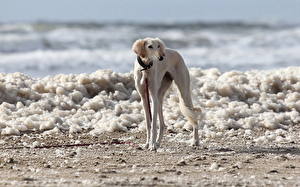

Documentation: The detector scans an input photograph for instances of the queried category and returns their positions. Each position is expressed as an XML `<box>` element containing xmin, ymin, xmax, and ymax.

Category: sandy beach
<box><xmin>0</xmin><ymin>130</ymin><xmax>299</xmax><ymax>186</ymax></box>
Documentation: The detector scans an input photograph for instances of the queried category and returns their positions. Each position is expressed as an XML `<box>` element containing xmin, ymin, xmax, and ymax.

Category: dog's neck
<box><xmin>137</xmin><ymin>56</ymin><xmax>153</xmax><ymax>71</ymax></box>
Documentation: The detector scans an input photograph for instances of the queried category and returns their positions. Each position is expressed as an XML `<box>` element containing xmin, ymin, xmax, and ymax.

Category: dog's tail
<box><xmin>179</xmin><ymin>98</ymin><xmax>202</xmax><ymax>125</ymax></box>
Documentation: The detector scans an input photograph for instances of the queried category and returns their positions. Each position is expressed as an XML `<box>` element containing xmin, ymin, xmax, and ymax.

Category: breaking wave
<box><xmin>0</xmin><ymin>21</ymin><xmax>300</xmax><ymax>76</ymax></box>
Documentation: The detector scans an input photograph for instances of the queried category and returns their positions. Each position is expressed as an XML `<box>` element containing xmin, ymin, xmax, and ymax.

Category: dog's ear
<box><xmin>132</xmin><ymin>39</ymin><xmax>146</xmax><ymax>58</ymax></box>
<box><xmin>156</xmin><ymin>38</ymin><xmax>166</xmax><ymax>57</ymax></box>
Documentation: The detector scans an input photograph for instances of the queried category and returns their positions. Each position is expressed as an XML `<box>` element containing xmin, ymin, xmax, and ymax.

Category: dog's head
<box><xmin>132</xmin><ymin>37</ymin><xmax>166</xmax><ymax>61</ymax></box>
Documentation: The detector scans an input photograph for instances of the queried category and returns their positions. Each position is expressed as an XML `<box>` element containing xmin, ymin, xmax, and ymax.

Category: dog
<box><xmin>132</xmin><ymin>37</ymin><xmax>202</xmax><ymax>151</ymax></box>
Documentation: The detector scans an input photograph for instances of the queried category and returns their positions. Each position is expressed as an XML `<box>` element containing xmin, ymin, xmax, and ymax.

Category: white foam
<box><xmin>0</xmin><ymin>67</ymin><xmax>299</xmax><ymax>144</ymax></box>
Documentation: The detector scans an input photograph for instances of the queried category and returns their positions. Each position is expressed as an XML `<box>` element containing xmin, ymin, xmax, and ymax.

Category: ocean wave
<box><xmin>0</xmin><ymin>23</ymin><xmax>34</xmax><ymax>34</ymax></box>
<box><xmin>0</xmin><ymin>43</ymin><xmax>299</xmax><ymax>77</ymax></box>
<box><xmin>0</xmin><ymin>21</ymin><xmax>300</xmax><ymax>76</ymax></box>
<box><xmin>0</xmin><ymin>49</ymin><xmax>134</xmax><ymax>76</ymax></box>
<box><xmin>0</xmin><ymin>22</ymin><xmax>299</xmax><ymax>51</ymax></box>
<box><xmin>0</xmin><ymin>21</ymin><xmax>289</xmax><ymax>32</ymax></box>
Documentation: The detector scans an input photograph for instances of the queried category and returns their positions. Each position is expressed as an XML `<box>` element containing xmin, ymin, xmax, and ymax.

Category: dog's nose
<box><xmin>159</xmin><ymin>56</ymin><xmax>164</xmax><ymax>61</ymax></box>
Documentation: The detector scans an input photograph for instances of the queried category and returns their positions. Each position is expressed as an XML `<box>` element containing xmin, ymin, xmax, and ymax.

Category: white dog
<box><xmin>132</xmin><ymin>37</ymin><xmax>201</xmax><ymax>151</ymax></box>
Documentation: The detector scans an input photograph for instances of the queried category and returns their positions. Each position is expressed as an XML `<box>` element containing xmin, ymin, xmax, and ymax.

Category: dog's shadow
<box><xmin>236</xmin><ymin>145</ymin><xmax>300</xmax><ymax>155</ymax></box>
<box><xmin>210</xmin><ymin>145</ymin><xmax>300</xmax><ymax>156</ymax></box>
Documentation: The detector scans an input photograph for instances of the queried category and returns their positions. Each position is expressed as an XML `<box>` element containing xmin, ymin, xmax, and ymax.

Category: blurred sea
<box><xmin>0</xmin><ymin>21</ymin><xmax>300</xmax><ymax>77</ymax></box>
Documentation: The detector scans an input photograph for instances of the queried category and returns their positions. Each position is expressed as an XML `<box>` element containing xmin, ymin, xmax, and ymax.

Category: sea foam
<box><xmin>0</xmin><ymin>67</ymin><xmax>299</xmax><ymax>144</ymax></box>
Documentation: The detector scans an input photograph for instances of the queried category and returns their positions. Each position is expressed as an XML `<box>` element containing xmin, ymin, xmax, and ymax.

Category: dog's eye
<box><xmin>148</xmin><ymin>45</ymin><xmax>153</xmax><ymax>49</ymax></box>
<box><xmin>158</xmin><ymin>45</ymin><xmax>160</xmax><ymax>48</ymax></box>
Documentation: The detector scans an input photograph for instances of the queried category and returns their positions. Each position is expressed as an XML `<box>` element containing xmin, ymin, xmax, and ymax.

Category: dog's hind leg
<box><xmin>173</xmin><ymin>68</ymin><xmax>201</xmax><ymax>146</ymax></box>
<box><xmin>156</xmin><ymin>74</ymin><xmax>173</xmax><ymax>147</ymax></box>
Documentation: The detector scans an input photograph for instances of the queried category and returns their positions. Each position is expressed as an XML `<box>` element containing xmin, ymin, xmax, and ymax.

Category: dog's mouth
<box><xmin>150</xmin><ymin>54</ymin><xmax>165</xmax><ymax>61</ymax></box>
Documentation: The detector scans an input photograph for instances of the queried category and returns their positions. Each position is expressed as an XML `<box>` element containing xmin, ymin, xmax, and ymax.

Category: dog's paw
<box><xmin>148</xmin><ymin>144</ymin><xmax>158</xmax><ymax>151</ymax></box>
<box><xmin>155</xmin><ymin>142</ymin><xmax>161</xmax><ymax>149</ymax></box>
<box><xmin>191</xmin><ymin>139</ymin><xmax>200</xmax><ymax>147</ymax></box>
<box><xmin>143</xmin><ymin>143</ymin><xmax>149</xmax><ymax>149</ymax></box>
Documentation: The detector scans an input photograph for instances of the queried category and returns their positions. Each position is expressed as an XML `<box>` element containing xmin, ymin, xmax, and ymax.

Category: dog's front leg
<box><xmin>149</xmin><ymin>93</ymin><xmax>159</xmax><ymax>151</ymax></box>
<box><xmin>141</xmin><ymin>93</ymin><xmax>152</xmax><ymax>149</ymax></box>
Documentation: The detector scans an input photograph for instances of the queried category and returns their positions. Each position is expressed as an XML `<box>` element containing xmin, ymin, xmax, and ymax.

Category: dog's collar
<box><xmin>137</xmin><ymin>56</ymin><xmax>153</xmax><ymax>71</ymax></box>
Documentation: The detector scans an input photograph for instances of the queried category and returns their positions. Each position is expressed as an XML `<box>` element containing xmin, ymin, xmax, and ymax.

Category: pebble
<box><xmin>177</xmin><ymin>160</ymin><xmax>187</xmax><ymax>166</ymax></box>
<box><xmin>4</xmin><ymin>157</ymin><xmax>15</xmax><ymax>164</ymax></box>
